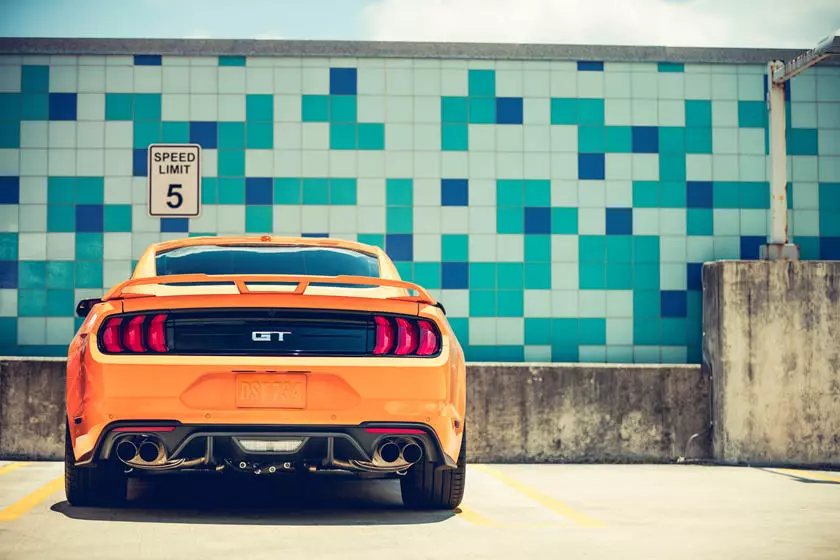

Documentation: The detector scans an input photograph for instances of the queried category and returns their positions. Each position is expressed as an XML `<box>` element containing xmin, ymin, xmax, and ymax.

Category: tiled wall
<box><xmin>0</xmin><ymin>52</ymin><xmax>839</xmax><ymax>361</ymax></box>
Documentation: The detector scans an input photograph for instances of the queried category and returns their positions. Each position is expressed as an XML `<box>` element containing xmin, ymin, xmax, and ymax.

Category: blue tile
<box><xmin>134</xmin><ymin>54</ymin><xmax>162</xmax><ymax>66</ymax></box>
<box><xmin>75</xmin><ymin>205</ymin><xmax>104</xmax><ymax>233</ymax></box>
<box><xmin>0</xmin><ymin>177</ymin><xmax>19</xmax><ymax>204</ymax></box>
<box><xmin>442</xmin><ymin>262</ymin><xmax>469</xmax><ymax>289</ymax></box>
<box><xmin>245</xmin><ymin>177</ymin><xmax>273</xmax><ymax>205</ymax></box>
<box><xmin>161</xmin><ymin>218</ymin><xmax>189</xmax><ymax>232</ymax></box>
<box><xmin>605</xmin><ymin>208</ymin><xmax>632</xmax><ymax>235</ymax></box>
<box><xmin>820</xmin><ymin>237</ymin><xmax>840</xmax><ymax>260</ymax></box>
<box><xmin>740</xmin><ymin>236</ymin><xmax>766</xmax><ymax>259</ymax></box>
<box><xmin>132</xmin><ymin>148</ymin><xmax>147</xmax><ymax>177</ymax></box>
<box><xmin>441</xmin><ymin>178</ymin><xmax>469</xmax><ymax>206</ymax></box>
<box><xmin>661</xmin><ymin>290</ymin><xmax>687</xmax><ymax>317</ymax></box>
<box><xmin>578</xmin><ymin>153</ymin><xmax>605</xmax><ymax>180</ymax></box>
<box><xmin>687</xmin><ymin>263</ymin><xmax>703</xmax><ymax>290</ymax></box>
<box><xmin>190</xmin><ymin>121</ymin><xmax>218</xmax><ymax>149</ymax></box>
<box><xmin>496</xmin><ymin>97</ymin><xmax>523</xmax><ymax>125</ymax></box>
<box><xmin>330</xmin><ymin>68</ymin><xmax>357</xmax><ymax>95</ymax></box>
<box><xmin>0</xmin><ymin>261</ymin><xmax>17</xmax><ymax>288</ymax></box>
<box><xmin>687</xmin><ymin>181</ymin><xmax>713</xmax><ymax>208</ymax></box>
<box><xmin>632</xmin><ymin>126</ymin><xmax>659</xmax><ymax>153</ymax></box>
<box><xmin>49</xmin><ymin>93</ymin><xmax>77</xmax><ymax>121</ymax></box>
<box><xmin>577</xmin><ymin>61</ymin><xmax>604</xmax><ymax>71</ymax></box>
<box><xmin>524</xmin><ymin>207</ymin><xmax>550</xmax><ymax>234</ymax></box>
<box><xmin>385</xmin><ymin>234</ymin><xmax>413</xmax><ymax>262</ymax></box>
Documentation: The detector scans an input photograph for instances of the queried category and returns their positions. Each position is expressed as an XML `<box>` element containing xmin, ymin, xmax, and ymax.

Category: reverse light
<box><xmin>235</xmin><ymin>438</ymin><xmax>303</xmax><ymax>453</ymax></box>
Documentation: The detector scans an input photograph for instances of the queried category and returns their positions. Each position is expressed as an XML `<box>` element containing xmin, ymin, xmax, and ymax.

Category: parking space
<box><xmin>0</xmin><ymin>461</ymin><xmax>838</xmax><ymax>559</ymax></box>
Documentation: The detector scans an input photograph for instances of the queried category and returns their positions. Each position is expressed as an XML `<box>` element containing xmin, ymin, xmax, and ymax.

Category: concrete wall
<box><xmin>703</xmin><ymin>260</ymin><xmax>840</xmax><ymax>467</ymax></box>
<box><xmin>0</xmin><ymin>359</ymin><xmax>711</xmax><ymax>463</ymax></box>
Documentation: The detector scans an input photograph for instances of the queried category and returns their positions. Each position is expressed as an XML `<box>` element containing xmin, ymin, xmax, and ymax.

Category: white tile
<box><xmin>162</xmin><ymin>93</ymin><xmax>189</xmax><ymax>120</ymax></box>
<box><xmin>190</xmin><ymin>66</ymin><xmax>218</xmax><ymax>93</ymax></box>
<box><xmin>162</xmin><ymin>66</ymin><xmax>190</xmax><ymax>93</ymax></box>
<box><xmin>46</xmin><ymin>233</ymin><xmax>75</xmax><ymax>260</ymax></box>
<box><xmin>19</xmin><ymin>122</ymin><xmax>48</xmax><ymax>149</ymax></box>
<box><xmin>77</xmin><ymin>149</ymin><xmax>104</xmax><ymax>176</ymax></box>
<box><xmin>77</xmin><ymin>93</ymin><xmax>105</xmax><ymax>120</ymax></box>
<box><xmin>190</xmin><ymin>94</ymin><xmax>218</xmax><ymax>120</ymax></box>
<box><xmin>49</xmin><ymin>122</ymin><xmax>77</xmax><ymax>149</ymax></box>
<box><xmin>218</xmin><ymin>94</ymin><xmax>246</xmax><ymax>121</ymax></box>
<box><xmin>0</xmin><ymin>65</ymin><xmax>21</xmax><ymax>92</ymax></box>
<box><xmin>218</xmin><ymin>67</ymin><xmax>246</xmax><ymax>94</ymax></box>
<box><xmin>49</xmin><ymin>66</ymin><xmax>77</xmax><ymax>92</ymax></box>
<box><xmin>18</xmin><ymin>177</ymin><xmax>46</xmax><ymax>204</ymax></box>
<box><xmin>105</xmin><ymin>65</ymin><xmax>133</xmax><ymax>92</ymax></box>
<box><xmin>246</xmin><ymin>67</ymin><xmax>274</xmax><ymax>94</ymax></box>
<box><xmin>134</xmin><ymin>66</ymin><xmax>162</xmax><ymax>93</ymax></box>
<box><xmin>48</xmin><ymin>149</ymin><xmax>76</xmax><ymax>175</ymax></box>
<box><xmin>414</xmin><ymin>151</ymin><xmax>441</xmax><ymax>178</ymax></box>
<box><xmin>77</xmin><ymin>121</ymin><xmax>105</xmax><ymax>149</ymax></box>
<box><xmin>274</xmin><ymin>94</ymin><xmax>301</xmax><ymax>122</ymax></box>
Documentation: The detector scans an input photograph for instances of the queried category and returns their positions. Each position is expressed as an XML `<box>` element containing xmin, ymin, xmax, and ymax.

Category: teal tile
<box><xmin>302</xmin><ymin>95</ymin><xmax>329</xmax><ymax>122</ymax></box>
<box><xmin>0</xmin><ymin>93</ymin><xmax>20</xmax><ymax>121</ymax></box>
<box><xmin>551</xmin><ymin>345</ymin><xmax>579</xmax><ymax>361</ymax></box>
<box><xmin>658</xmin><ymin>62</ymin><xmax>684</xmax><ymax>73</ymax></box>
<box><xmin>633</xmin><ymin>236</ymin><xmax>660</xmax><ymax>262</ymax></box>
<box><xmin>633</xmin><ymin>181</ymin><xmax>659</xmax><ymax>208</ymax></box>
<box><xmin>46</xmin><ymin>289</ymin><xmax>74</xmax><ymax>316</ymax></box>
<box><xmin>605</xmin><ymin>263</ymin><xmax>632</xmax><ymax>289</ymax></box>
<box><xmin>48</xmin><ymin>177</ymin><xmax>75</xmax><ymax>205</ymax></box>
<box><xmin>0</xmin><ymin>122</ymin><xmax>19</xmax><ymax>148</ymax></box>
<box><xmin>105</xmin><ymin>93</ymin><xmax>133</xmax><ymax>120</ymax></box>
<box><xmin>633</xmin><ymin>263</ymin><xmax>660</xmax><ymax>289</ymax></box>
<box><xmin>358</xmin><ymin>123</ymin><xmax>384</xmax><ymax>150</ymax></box>
<box><xmin>740</xmin><ymin>182</ymin><xmax>770</xmax><ymax>209</ymax></box>
<box><xmin>413</xmin><ymin>262</ymin><xmax>441</xmax><ymax>289</ymax></box>
<box><xmin>246</xmin><ymin>122</ymin><xmax>273</xmax><ymax>149</ymax></box>
<box><xmin>659</xmin><ymin>181</ymin><xmax>686</xmax><ymax>208</ymax></box>
<box><xmin>75</xmin><ymin>177</ymin><xmax>104</xmax><ymax>205</ymax></box>
<box><xmin>18</xmin><ymin>261</ymin><xmax>45</xmax><ymax>288</ymax></box>
<box><xmin>578</xmin><ymin>98</ymin><xmax>605</xmax><ymax>126</ymax></box>
<box><xmin>551</xmin><ymin>207</ymin><xmax>578</xmax><ymax>234</ymax></box>
<box><xmin>497</xmin><ymin>207</ymin><xmax>524</xmax><ymax>234</ymax></box>
<box><xmin>330</xmin><ymin>123</ymin><xmax>357</xmax><ymax>150</ymax></box>
<box><xmin>497</xmin><ymin>179</ymin><xmax>523</xmax><ymax>206</ymax></box>
<box><xmin>0</xmin><ymin>233</ymin><xmax>18</xmax><ymax>260</ymax></box>
<box><xmin>330</xmin><ymin>95</ymin><xmax>357</xmax><ymax>123</ymax></box>
<box><xmin>75</xmin><ymin>261</ymin><xmax>103</xmax><ymax>288</ymax></box>
<box><xmin>386</xmin><ymin>207</ymin><xmax>413</xmax><ymax>233</ymax></box>
<box><xmin>217</xmin><ymin>177</ymin><xmax>245</xmax><ymax>204</ymax></box>
<box><xmin>685</xmin><ymin>127</ymin><xmax>713</xmax><ymax>154</ymax></box>
<box><xmin>633</xmin><ymin>290</ymin><xmax>660</xmax><ymax>317</ymax></box>
<box><xmin>551</xmin><ymin>318</ymin><xmax>579</xmax><ymax>346</ymax></box>
<box><xmin>201</xmin><ymin>178</ymin><xmax>218</xmax><ymax>204</ymax></box>
<box><xmin>469</xmin><ymin>69</ymin><xmax>495</xmax><ymax>97</ymax></box>
<box><xmin>661</xmin><ymin>318</ymin><xmax>687</xmax><ymax>346</ymax></box>
<box><xmin>245</xmin><ymin>206</ymin><xmax>272</xmax><ymax>233</ymax></box>
<box><xmin>218</xmin><ymin>150</ymin><xmax>245</xmax><ymax>176</ymax></box>
<box><xmin>18</xmin><ymin>289</ymin><xmax>47</xmax><ymax>316</ymax></box>
<box><xmin>133</xmin><ymin>121</ymin><xmax>161</xmax><ymax>149</ymax></box>
<box><xmin>104</xmin><ymin>204</ymin><xmax>132</xmax><ymax>232</ymax></box>
<box><xmin>21</xmin><ymin>65</ymin><xmax>49</xmax><ymax>92</ymax></box>
<box><xmin>219</xmin><ymin>55</ymin><xmax>246</xmax><ymax>66</ymax></box>
<box><xmin>386</xmin><ymin>179</ymin><xmax>413</xmax><ymax>205</ymax></box>
<box><xmin>659</xmin><ymin>127</ymin><xmax>685</xmax><ymax>154</ymax></box>
<box><xmin>162</xmin><ymin>121</ymin><xmax>190</xmax><ymax>143</ymax></box>
<box><xmin>0</xmin><ymin>318</ymin><xmax>16</xmax><ymax>347</ymax></box>
<box><xmin>524</xmin><ymin>235</ymin><xmax>551</xmax><ymax>261</ymax></box>
<box><xmin>605</xmin><ymin>126</ymin><xmax>632</xmax><ymax>153</ymax></box>
<box><xmin>441</xmin><ymin>97</ymin><xmax>468</xmax><ymax>124</ymax></box>
<box><xmin>634</xmin><ymin>318</ymin><xmax>660</xmax><ymax>345</ymax></box>
<box><xmin>246</xmin><ymin>94</ymin><xmax>273</xmax><ymax>122</ymax></box>
<box><xmin>469</xmin><ymin>97</ymin><xmax>495</xmax><ymax>124</ymax></box>
<box><xmin>46</xmin><ymin>262</ymin><xmax>73</xmax><ymax>288</ymax></box>
<box><xmin>580</xmin><ymin>318</ymin><xmax>606</xmax><ymax>345</ymax></box>
<box><xmin>660</xmin><ymin>154</ymin><xmax>686</xmax><ymax>181</ymax></box>
<box><xmin>550</xmin><ymin>98</ymin><xmax>577</xmax><ymax>125</ymax></box>
<box><xmin>448</xmin><ymin>317</ymin><xmax>469</xmax><ymax>344</ymax></box>
<box><xmin>579</xmin><ymin>235</ymin><xmax>606</xmax><ymax>262</ymax></box>
<box><xmin>579</xmin><ymin>263</ymin><xmax>605</xmax><ymax>289</ymax></box>
<box><xmin>794</xmin><ymin>236</ymin><xmax>819</xmax><ymax>259</ymax></box>
<box><xmin>470</xmin><ymin>263</ymin><xmax>496</xmax><ymax>289</ymax></box>
<box><xmin>442</xmin><ymin>234</ymin><xmax>469</xmax><ymax>262</ymax></box>
<box><xmin>357</xmin><ymin>233</ymin><xmax>385</xmax><ymax>250</ymax></box>
<box><xmin>685</xmin><ymin>100</ymin><xmax>712</xmax><ymax>127</ymax></box>
<box><xmin>75</xmin><ymin>233</ymin><xmax>103</xmax><ymax>260</ymax></box>
<box><xmin>134</xmin><ymin>94</ymin><xmax>162</xmax><ymax>121</ymax></box>
<box><xmin>524</xmin><ymin>180</ymin><xmax>551</xmax><ymax>207</ymax></box>
<box><xmin>497</xmin><ymin>291</ymin><xmax>524</xmax><ymax>317</ymax></box>
<box><xmin>218</xmin><ymin>122</ymin><xmax>245</xmax><ymax>149</ymax></box>
<box><xmin>788</xmin><ymin>128</ymin><xmax>818</xmax><ymax>156</ymax></box>
<box><xmin>687</xmin><ymin>208</ymin><xmax>713</xmax><ymax>235</ymax></box>
<box><xmin>441</xmin><ymin>123</ymin><xmax>468</xmax><ymax>151</ymax></box>
<box><xmin>21</xmin><ymin>93</ymin><xmax>48</xmax><ymax>120</ymax></box>
<box><xmin>498</xmin><ymin>263</ymin><xmax>524</xmax><ymax>289</ymax></box>
<box><xmin>470</xmin><ymin>290</ymin><xmax>497</xmax><ymax>317</ymax></box>
<box><xmin>606</xmin><ymin>236</ymin><xmax>632</xmax><ymax>262</ymax></box>
<box><xmin>819</xmin><ymin>182</ymin><xmax>840</xmax><ymax>210</ymax></box>
<box><xmin>329</xmin><ymin>178</ymin><xmax>356</xmax><ymax>205</ymax></box>
<box><xmin>578</xmin><ymin>125</ymin><xmax>605</xmax><ymax>153</ymax></box>
<box><xmin>525</xmin><ymin>318</ymin><xmax>552</xmax><ymax>345</ymax></box>
<box><xmin>302</xmin><ymin>178</ymin><xmax>329</xmax><ymax>205</ymax></box>
<box><xmin>713</xmin><ymin>182</ymin><xmax>740</xmax><ymax>209</ymax></box>
<box><xmin>47</xmin><ymin>206</ymin><xmax>74</xmax><ymax>232</ymax></box>
<box><xmin>524</xmin><ymin>263</ymin><xmax>551</xmax><ymax>289</ymax></box>
<box><xmin>274</xmin><ymin>178</ymin><xmax>301</xmax><ymax>205</ymax></box>
<box><xmin>738</xmin><ymin>101</ymin><xmax>767</xmax><ymax>128</ymax></box>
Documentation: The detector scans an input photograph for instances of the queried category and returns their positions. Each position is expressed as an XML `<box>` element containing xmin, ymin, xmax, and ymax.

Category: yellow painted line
<box><xmin>455</xmin><ymin>505</ymin><xmax>500</xmax><ymax>526</ymax></box>
<box><xmin>0</xmin><ymin>462</ymin><xmax>30</xmax><ymax>477</ymax></box>
<box><xmin>778</xmin><ymin>469</ymin><xmax>840</xmax><ymax>484</ymax></box>
<box><xmin>472</xmin><ymin>465</ymin><xmax>604</xmax><ymax>527</ymax></box>
<box><xmin>0</xmin><ymin>476</ymin><xmax>63</xmax><ymax>522</ymax></box>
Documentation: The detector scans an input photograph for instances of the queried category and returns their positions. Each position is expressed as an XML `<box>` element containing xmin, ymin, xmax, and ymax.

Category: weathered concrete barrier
<box><xmin>0</xmin><ymin>358</ymin><xmax>711</xmax><ymax>463</ymax></box>
<box><xmin>704</xmin><ymin>260</ymin><xmax>840</xmax><ymax>467</ymax></box>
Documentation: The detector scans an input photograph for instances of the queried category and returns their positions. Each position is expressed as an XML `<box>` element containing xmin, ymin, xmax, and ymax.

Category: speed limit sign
<box><xmin>148</xmin><ymin>144</ymin><xmax>202</xmax><ymax>218</ymax></box>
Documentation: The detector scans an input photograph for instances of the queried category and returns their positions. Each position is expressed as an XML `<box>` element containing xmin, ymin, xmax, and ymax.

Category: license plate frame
<box><xmin>235</xmin><ymin>373</ymin><xmax>307</xmax><ymax>409</ymax></box>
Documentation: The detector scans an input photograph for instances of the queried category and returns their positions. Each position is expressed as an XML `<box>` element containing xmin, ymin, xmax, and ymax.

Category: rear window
<box><xmin>155</xmin><ymin>245</ymin><xmax>381</xmax><ymax>278</ymax></box>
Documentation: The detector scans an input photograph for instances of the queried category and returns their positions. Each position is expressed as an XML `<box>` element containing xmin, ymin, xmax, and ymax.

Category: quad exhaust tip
<box><xmin>116</xmin><ymin>440</ymin><xmax>138</xmax><ymax>463</ymax></box>
<box><xmin>138</xmin><ymin>440</ymin><xmax>161</xmax><ymax>462</ymax></box>
<box><xmin>379</xmin><ymin>442</ymin><xmax>400</xmax><ymax>463</ymax></box>
<box><xmin>401</xmin><ymin>442</ymin><xmax>423</xmax><ymax>464</ymax></box>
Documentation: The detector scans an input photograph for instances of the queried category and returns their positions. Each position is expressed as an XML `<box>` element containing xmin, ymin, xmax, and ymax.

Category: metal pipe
<box><xmin>116</xmin><ymin>440</ymin><xmax>138</xmax><ymax>463</ymax></box>
<box><xmin>401</xmin><ymin>442</ymin><xmax>423</xmax><ymax>464</ymax></box>
<box><xmin>378</xmin><ymin>442</ymin><xmax>400</xmax><ymax>463</ymax></box>
<box><xmin>767</xmin><ymin>60</ymin><xmax>788</xmax><ymax>247</ymax></box>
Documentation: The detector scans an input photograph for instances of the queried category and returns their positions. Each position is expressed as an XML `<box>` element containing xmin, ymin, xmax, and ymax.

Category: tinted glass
<box><xmin>155</xmin><ymin>245</ymin><xmax>381</xmax><ymax>278</ymax></box>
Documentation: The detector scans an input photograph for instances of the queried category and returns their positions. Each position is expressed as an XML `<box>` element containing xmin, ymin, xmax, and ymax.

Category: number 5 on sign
<box><xmin>148</xmin><ymin>144</ymin><xmax>201</xmax><ymax>218</ymax></box>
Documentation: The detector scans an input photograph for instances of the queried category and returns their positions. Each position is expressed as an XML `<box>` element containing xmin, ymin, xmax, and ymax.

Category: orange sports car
<box><xmin>65</xmin><ymin>236</ymin><xmax>467</xmax><ymax>509</ymax></box>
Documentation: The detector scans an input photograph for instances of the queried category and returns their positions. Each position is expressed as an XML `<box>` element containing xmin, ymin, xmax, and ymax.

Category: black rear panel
<box><xmin>167</xmin><ymin>309</ymin><xmax>374</xmax><ymax>356</ymax></box>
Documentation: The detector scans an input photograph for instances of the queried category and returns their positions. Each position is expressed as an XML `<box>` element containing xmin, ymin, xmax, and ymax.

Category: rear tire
<box><xmin>400</xmin><ymin>426</ymin><xmax>467</xmax><ymax>510</ymax></box>
<box><xmin>64</xmin><ymin>422</ymin><xmax>127</xmax><ymax>507</ymax></box>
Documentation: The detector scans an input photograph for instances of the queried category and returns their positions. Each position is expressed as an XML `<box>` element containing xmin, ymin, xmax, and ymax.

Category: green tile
<box><xmin>633</xmin><ymin>181</ymin><xmax>659</xmax><ymax>207</ymax></box>
<box><xmin>685</xmin><ymin>127</ymin><xmax>713</xmax><ymax>154</ymax></box>
<box><xmin>579</xmin><ymin>236</ymin><xmax>606</xmax><ymax>263</ymax></box>
<box><xmin>386</xmin><ymin>206</ymin><xmax>413</xmax><ymax>233</ymax></box>
<box><xmin>219</xmin><ymin>55</ymin><xmax>246</xmax><ymax>66</ymax></box>
<box><xmin>217</xmin><ymin>177</ymin><xmax>245</xmax><ymax>204</ymax></box>
<box><xmin>358</xmin><ymin>123</ymin><xmax>385</xmax><ymax>150</ymax></box>
<box><xmin>551</xmin><ymin>98</ymin><xmax>577</xmax><ymax>125</ymax></box>
<box><xmin>0</xmin><ymin>233</ymin><xmax>18</xmax><ymax>260</ymax></box>
<box><xmin>330</xmin><ymin>95</ymin><xmax>357</xmax><ymax>123</ymax></box>
<box><xmin>524</xmin><ymin>235</ymin><xmax>551</xmax><ymax>261</ymax></box>
<box><xmin>659</xmin><ymin>181</ymin><xmax>686</xmax><ymax>208</ymax></box>
<box><xmin>386</xmin><ymin>179</ymin><xmax>413</xmax><ymax>206</ymax></box>
<box><xmin>470</xmin><ymin>290</ymin><xmax>497</xmax><ymax>317</ymax></box>
<box><xmin>48</xmin><ymin>177</ymin><xmax>75</xmax><ymax>205</ymax></box>
<box><xmin>469</xmin><ymin>97</ymin><xmax>495</xmax><ymax>124</ymax></box>
<box><xmin>104</xmin><ymin>204</ymin><xmax>132</xmax><ymax>232</ymax></box>
<box><xmin>246</xmin><ymin>122</ymin><xmax>273</xmax><ymax>149</ymax></box>
<box><xmin>75</xmin><ymin>233</ymin><xmax>103</xmax><ymax>260</ymax></box>
<box><xmin>105</xmin><ymin>93</ymin><xmax>133</xmax><ymax>120</ymax></box>
<box><xmin>633</xmin><ymin>236</ymin><xmax>660</xmax><ymax>262</ymax></box>
<box><xmin>497</xmin><ymin>263</ymin><xmax>524</xmax><ymax>289</ymax></box>
<box><xmin>660</xmin><ymin>154</ymin><xmax>686</xmax><ymax>181</ymax></box>
<box><xmin>738</xmin><ymin>101</ymin><xmax>767</xmax><ymax>128</ymax></box>
<box><xmin>201</xmin><ymin>178</ymin><xmax>218</xmax><ymax>204</ymax></box>
<box><xmin>524</xmin><ymin>180</ymin><xmax>551</xmax><ymax>207</ymax></box>
<box><xmin>47</xmin><ymin>206</ymin><xmax>74</xmax><ymax>232</ymax></box>
<box><xmin>330</xmin><ymin>123</ymin><xmax>357</xmax><ymax>150</ymax></box>
<box><xmin>497</xmin><ymin>179</ymin><xmax>523</xmax><ymax>206</ymax></box>
<box><xmin>497</xmin><ymin>291</ymin><xmax>524</xmax><ymax>317</ymax></box>
<box><xmin>497</xmin><ymin>207</ymin><xmax>524</xmax><ymax>234</ymax></box>
<box><xmin>162</xmin><ymin>121</ymin><xmax>190</xmax><ymax>143</ymax></box>
<box><xmin>134</xmin><ymin>94</ymin><xmax>162</xmax><ymax>121</ymax></box>
<box><xmin>274</xmin><ymin>178</ymin><xmax>301</xmax><ymax>205</ymax></box>
<box><xmin>18</xmin><ymin>289</ymin><xmax>47</xmax><ymax>316</ymax></box>
<box><xmin>579</xmin><ymin>263</ymin><xmax>605</xmax><ymax>289</ymax></box>
<box><xmin>470</xmin><ymin>263</ymin><xmax>496</xmax><ymax>289</ymax></box>
<box><xmin>578</xmin><ymin>125</ymin><xmax>605</xmax><ymax>153</ymax></box>
<box><xmin>46</xmin><ymin>289</ymin><xmax>74</xmax><ymax>316</ymax></box>
<box><xmin>605</xmin><ymin>235</ymin><xmax>632</xmax><ymax>262</ymax></box>
<box><xmin>605</xmin><ymin>126</ymin><xmax>632</xmax><ymax>153</ymax></box>
<box><xmin>578</xmin><ymin>98</ymin><xmax>605</xmax><ymax>126</ymax></box>
<box><xmin>302</xmin><ymin>178</ymin><xmax>329</xmax><ymax>205</ymax></box>
<box><xmin>713</xmin><ymin>182</ymin><xmax>740</xmax><ymax>209</ymax></box>
<box><xmin>441</xmin><ymin>97</ymin><xmax>468</xmax><ymax>124</ymax></box>
<box><xmin>525</xmin><ymin>318</ymin><xmax>552</xmax><ymax>345</ymax></box>
<box><xmin>133</xmin><ymin>121</ymin><xmax>161</xmax><ymax>149</ymax></box>
<box><xmin>468</xmin><ymin>69</ymin><xmax>495</xmax><ymax>97</ymax></box>
<box><xmin>551</xmin><ymin>207</ymin><xmax>578</xmax><ymax>234</ymax></box>
<box><xmin>329</xmin><ymin>178</ymin><xmax>356</xmax><ymax>205</ymax></box>
<box><xmin>245</xmin><ymin>206</ymin><xmax>273</xmax><ymax>233</ymax></box>
<box><xmin>659</xmin><ymin>127</ymin><xmax>685</xmax><ymax>154</ymax></box>
<box><xmin>685</xmin><ymin>100</ymin><xmax>712</xmax><ymax>128</ymax></box>
<box><xmin>218</xmin><ymin>122</ymin><xmax>245</xmax><ymax>149</ymax></box>
<box><xmin>302</xmin><ymin>95</ymin><xmax>329</xmax><ymax>122</ymax></box>
<box><xmin>218</xmin><ymin>150</ymin><xmax>245</xmax><ymax>176</ymax></box>
<box><xmin>524</xmin><ymin>262</ymin><xmax>551</xmax><ymax>289</ymax></box>
<box><xmin>413</xmin><ymin>262</ymin><xmax>441</xmax><ymax>289</ymax></box>
<box><xmin>633</xmin><ymin>263</ymin><xmax>660</xmax><ymax>289</ymax></box>
<box><xmin>687</xmin><ymin>208</ymin><xmax>713</xmax><ymax>235</ymax></box>
<box><xmin>606</xmin><ymin>263</ymin><xmax>632</xmax><ymax>289</ymax></box>
<box><xmin>75</xmin><ymin>261</ymin><xmax>103</xmax><ymax>288</ymax></box>
<box><xmin>357</xmin><ymin>234</ymin><xmax>385</xmax><ymax>250</ymax></box>
<box><xmin>246</xmin><ymin>94</ymin><xmax>273</xmax><ymax>122</ymax></box>
<box><xmin>441</xmin><ymin>123</ymin><xmax>468</xmax><ymax>151</ymax></box>
<box><xmin>442</xmin><ymin>234</ymin><xmax>469</xmax><ymax>262</ymax></box>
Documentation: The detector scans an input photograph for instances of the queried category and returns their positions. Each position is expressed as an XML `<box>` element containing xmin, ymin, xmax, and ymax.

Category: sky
<box><xmin>0</xmin><ymin>0</ymin><xmax>838</xmax><ymax>49</ymax></box>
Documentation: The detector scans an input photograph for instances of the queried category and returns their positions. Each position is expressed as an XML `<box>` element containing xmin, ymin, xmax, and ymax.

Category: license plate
<box><xmin>235</xmin><ymin>373</ymin><xmax>307</xmax><ymax>409</ymax></box>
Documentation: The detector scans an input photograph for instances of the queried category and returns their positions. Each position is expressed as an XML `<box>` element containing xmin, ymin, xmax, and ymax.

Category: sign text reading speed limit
<box><xmin>147</xmin><ymin>144</ymin><xmax>202</xmax><ymax>218</ymax></box>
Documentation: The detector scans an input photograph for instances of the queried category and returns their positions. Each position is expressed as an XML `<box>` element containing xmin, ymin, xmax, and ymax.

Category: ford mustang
<box><xmin>65</xmin><ymin>236</ymin><xmax>467</xmax><ymax>509</ymax></box>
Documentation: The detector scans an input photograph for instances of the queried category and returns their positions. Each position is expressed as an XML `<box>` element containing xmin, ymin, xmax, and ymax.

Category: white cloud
<box><xmin>364</xmin><ymin>0</ymin><xmax>840</xmax><ymax>48</ymax></box>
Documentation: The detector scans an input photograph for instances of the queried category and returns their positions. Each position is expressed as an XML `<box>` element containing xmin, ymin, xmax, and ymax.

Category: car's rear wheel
<box><xmin>64</xmin><ymin>422</ymin><xmax>127</xmax><ymax>507</ymax></box>
<box><xmin>400</xmin><ymin>426</ymin><xmax>466</xmax><ymax>510</ymax></box>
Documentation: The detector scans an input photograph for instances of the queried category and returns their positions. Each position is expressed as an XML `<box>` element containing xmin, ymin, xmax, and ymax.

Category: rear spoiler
<box><xmin>97</xmin><ymin>273</ymin><xmax>440</xmax><ymax>307</ymax></box>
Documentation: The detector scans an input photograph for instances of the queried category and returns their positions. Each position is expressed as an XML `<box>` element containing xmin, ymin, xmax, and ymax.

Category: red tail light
<box><xmin>372</xmin><ymin>315</ymin><xmax>441</xmax><ymax>357</ymax></box>
<box><xmin>394</xmin><ymin>318</ymin><xmax>417</xmax><ymax>355</ymax></box>
<box><xmin>373</xmin><ymin>315</ymin><xmax>394</xmax><ymax>355</ymax></box>
<box><xmin>416</xmin><ymin>320</ymin><xmax>439</xmax><ymax>355</ymax></box>
<box><xmin>98</xmin><ymin>314</ymin><xmax>169</xmax><ymax>354</ymax></box>
<box><xmin>101</xmin><ymin>318</ymin><xmax>123</xmax><ymax>353</ymax></box>
<box><xmin>147</xmin><ymin>314</ymin><xmax>168</xmax><ymax>352</ymax></box>
<box><xmin>123</xmin><ymin>316</ymin><xmax>146</xmax><ymax>352</ymax></box>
